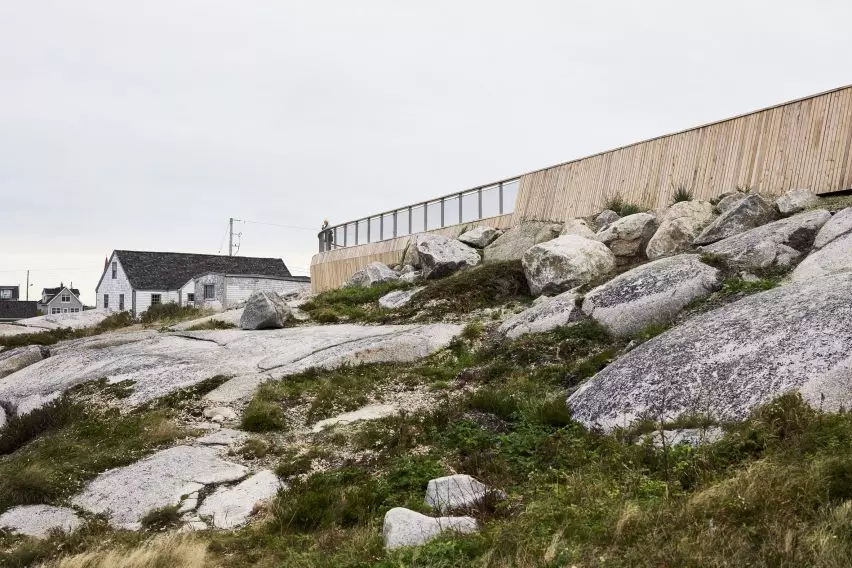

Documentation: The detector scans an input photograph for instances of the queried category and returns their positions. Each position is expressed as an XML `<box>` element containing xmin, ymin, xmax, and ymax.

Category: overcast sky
<box><xmin>2</xmin><ymin>1</ymin><xmax>851</xmax><ymax>304</ymax></box>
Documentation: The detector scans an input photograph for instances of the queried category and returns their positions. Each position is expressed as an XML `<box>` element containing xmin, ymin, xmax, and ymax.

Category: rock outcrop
<box><xmin>483</xmin><ymin>221</ymin><xmax>562</xmax><ymax>262</ymax></box>
<box><xmin>813</xmin><ymin>207</ymin><xmax>852</xmax><ymax>249</ymax></box>
<box><xmin>383</xmin><ymin>507</ymin><xmax>478</xmax><ymax>550</ymax></box>
<box><xmin>521</xmin><ymin>236</ymin><xmax>616</xmax><ymax>296</ymax></box>
<box><xmin>0</xmin><ymin>505</ymin><xmax>82</xmax><ymax>538</ymax></box>
<box><xmin>700</xmin><ymin>209</ymin><xmax>830</xmax><ymax>271</ymax></box>
<box><xmin>715</xmin><ymin>192</ymin><xmax>749</xmax><ymax>214</ymax></box>
<box><xmin>595</xmin><ymin>210</ymin><xmax>620</xmax><ymax>230</ymax></box>
<box><xmin>311</xmin><ymin>403</ymin><xmax>397</xmax><ymax>433</ymax></box>
<box><xmin>790</xmin><ymin>232</ymin><xmax>852</xmax><ymax>282</ymax></box>
<box><xmin>560</xmin><ymin>218</ymin><xmax>596</xmax><ymax>239</ymax></box>
<box><xmin>424</xmin><ymin>474</ymin><xmax>503</xmax><ymax>513</ymax></box>
<box><xmin>694</xmin><ymin>194</ymin><xmax>777</xmax><ymax>245</ymax></box>
<box><xmin>415</xmin><ymin>234</ymin><xmax>481</xmax><ymax>279</ymax></box>
<box><xmin>568</xmin><ymin>271</ymin><xmax>852</xmax><ymax>431</ymax></box>
<box><xmin>497</xmin><ymin>290</ymin><xmax>583</xmax><ymax>339</ymax></box>
<box><xmin>346</xmin><ymin>262</ymin><xmax>399</xmax><ymax>288</ymax></box>
<box><xmin>197</xmin><ymin>470</ymin><xmax>280</xmax><ymax>529</ymax></box>
<box><xmin>378</xmin><ymin>287</ymin><xmax>424</xmax><ymax>309</ymax></box>
<box><xmin>458</xmin><ymin>226</ymin><xmax>502</xmax><ymax>248</ymax></box>
<box><xmin>775</xmin><ymin>188</ymin><xmax>819</xmax><ymax>215</ymax></box>
<box><xmin>72</xmin><ymin>445</ymin><xmax>247</xmax><ymax>529</ymax></box>
<box><xmin>581</xmin><ymin>255</ymin><xmax>722</xmax><ymax>337</ymax></box>
<box><xmin>645</xmin><ymin>201</ymin><xmax>715</xmax><ymax>260</ymax></box>
<box><xmin>594</xmin><ymin>213</ymin><xmax>658</xmax><ymax>264</ymax></box>
<box><xmin>0</xmin><ymin>345</ymin><xmax>45</xmax><ymax>379</ymax></box>
<box><xmin>240</xmin><ymin>292</ymin><xmax>292</xmax><ymax>330</ymax></box>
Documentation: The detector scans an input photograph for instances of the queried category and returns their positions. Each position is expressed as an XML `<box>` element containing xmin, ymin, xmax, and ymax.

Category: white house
<box><xmin>95</xmin><ymin>250</ymin><xmax>310</xmax><ymax>317</ymax></box>
<box><xmin>39</xmin><ymin>285</ymin><xmax>84</xmax><ymax>315</ymax></box>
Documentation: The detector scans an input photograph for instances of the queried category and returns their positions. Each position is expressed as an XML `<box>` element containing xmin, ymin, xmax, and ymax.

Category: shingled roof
<box><xmin>113</xmin><ymin>250</ymin><xmax>293</xmax><ymax>290</ymax></box>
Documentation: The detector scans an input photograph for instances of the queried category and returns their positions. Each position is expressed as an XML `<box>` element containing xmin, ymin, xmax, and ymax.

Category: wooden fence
<box><xmin>311</xmin><ymin>84</ymin><xmax>852</xmax><ymax>292</ymax></box>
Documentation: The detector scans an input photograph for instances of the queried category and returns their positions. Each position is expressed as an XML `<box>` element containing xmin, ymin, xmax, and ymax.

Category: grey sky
<box><xmin>2</xmin><ymin>0</ymin><xmax>851</xmax><ymax>304</ymax></box>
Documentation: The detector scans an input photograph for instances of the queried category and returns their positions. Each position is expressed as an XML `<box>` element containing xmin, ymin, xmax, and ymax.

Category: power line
<box><xmin>239</xmin><ymin>219</ymin><xmax>317</xmax><ymax>231</ymax></box>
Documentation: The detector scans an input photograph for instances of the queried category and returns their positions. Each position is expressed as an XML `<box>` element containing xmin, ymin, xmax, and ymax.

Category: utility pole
<box><xmin>26</xmin><ymin>270</ymin><xmax>29</xmax><ymax>301</ymax></box>
<box><xmin>229</xmin><ymin>218</ymin><xmax>233</xmax><ymax>256</ymax></box>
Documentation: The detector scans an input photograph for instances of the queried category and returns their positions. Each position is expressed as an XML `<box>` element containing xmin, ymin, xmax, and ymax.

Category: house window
<box><xmin>0</xmin><ymin>289</ymin><xmax>10</xmax><ymax>299</ymax></box>
<box><xmin>151</xmin><ymin>294</ymin><xmax>162</xmax><ymax>306</ymax></box>
<box><xmin>61</xmin><ymin>294</ymin><xmax>71</xmax><ymax>303</ymax></box>
<box><xmin>112</xmin><ymin>262</ymin><xmax>117</xmax><ymax>279</ymax></box>
<box><xmin>203</xmin><ymin>285</ymin><xmax>215</xmax><ymax>300</ymax></box>
<box><xmin>51</xmin><ymin>307</ymin><xmax>60</xmax><ymax>314</ymax></box>
<box><xmin>119</xmin><ymin>294</ymin><xmax>125</xmax><ymax>311</ymax></box>
<box><xmin>62</xmin><ymin>308</ymin><xmax>68</xmax><ymax>313</ymax></box>
<box><xmin>71</xmin><ymin>308</ymin><xmax>80</xmax><ymax>313</ymax></box>
<box><xmin>104</xmin><ymin>294</ymin><xmax>109</xmax><ymax>309</ymax></box>
<box><xmin>186</xmin><ymin>293</ymin><xmax>195</xmax><ymax>303</ymax></box>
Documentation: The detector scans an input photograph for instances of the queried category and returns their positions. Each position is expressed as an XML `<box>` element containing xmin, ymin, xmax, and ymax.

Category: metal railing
<box><xmin>318</xmin><ymin>178</ymin><xmax>520</xmax><ymax>251</ymax></box>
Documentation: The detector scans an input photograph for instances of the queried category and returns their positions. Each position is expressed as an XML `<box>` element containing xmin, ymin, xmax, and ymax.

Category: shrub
<box><xmin>603</xmin><ymin>194</ymin><xmax>643</xmax><ymax>217</ymax></box>
<box><xmin>139</xmin><ymin>505</ymin><xmax>183</xmax><ymax>531</ymax></box>
<box><xmin>0</xmin><ymin>396</ymin><xmax>82</xmax><ymax>455</ymax></box>
<box><xmin>672</xmin><ymin>186</ymin><xmax>694</xmax><ymax>203</ymax></box>
<box><xmin>184</xmin><ymin>319</ymin><xmax>236</xmax><ymax>331</ymax></box>
<box><xmin>241</xmin><ymin>400</ymin><xmax>287</xmax><ymax>432</ymax></box>
<box><xmin>140</xmin><ymin>302</ymin><xmax>203</xmax><ymax>324</ymax></box>
<box><xmin>461</xmin><ymin>321</ymin><xmax>484</xmax><ymax>340</ymax></box>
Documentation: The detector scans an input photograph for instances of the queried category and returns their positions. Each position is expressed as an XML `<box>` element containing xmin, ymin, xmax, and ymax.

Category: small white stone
<box><xmin>424</xmin><ymin>474</ymin><xmax>504</xmax><ymax>513</ymax></box>
<box><xmin>203</xmin><ymin>407</ymin><xmax>238</xmax><ymax>420</ymax></box>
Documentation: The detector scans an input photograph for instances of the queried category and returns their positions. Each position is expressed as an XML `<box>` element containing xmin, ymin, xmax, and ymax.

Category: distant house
<box><xmin>95</xmin><ymin>250</ymin><xmax>311</xmax><ymax>317</ymax></box>
<box><xmin>0</xmin><ymin>286</ymin><xmax>19</xmax><ymax>301</ymax></box>
<box><xmin>38</xmin><ymin>285</ymin><xmax>84</xmax><ymax>315</ymax></box>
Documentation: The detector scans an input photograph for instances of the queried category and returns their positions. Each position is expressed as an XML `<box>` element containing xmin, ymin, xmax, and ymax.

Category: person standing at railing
<box><xmin>319</xmin><ymin>219</ymin><xmax>334</xmax><ymax>251</ymax></box>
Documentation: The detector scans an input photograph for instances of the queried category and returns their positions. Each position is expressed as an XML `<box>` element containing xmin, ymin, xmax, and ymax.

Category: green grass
<box><xmin>0</xmin><ymin>405</ymin><xmax>182</xmax><ymax>512</ymax></box>
<box><xmin>300</xmin><ymin>281</ymin><xmax>409</xmax><ymax>323</ymax></box>
<box><xmin>183</xmin><ymin>319</ymin><xmax>237</xmax><ymax>331</ymax></box>
<box><xmin>602</xmin><ymin>194</ymin><xmax>644</xmax><ymax>217</ymax></box>
<box><xmin>811</xmin><ymin>192</ymin><xmax>852</xmax><ymax>212</ymax></box>
<box><xmin>0</xmin><ymin>312</ymin><xmax>134</xmax><ymax>351</ymax></box>
<box><xmin>139</xmin><ymin>302</ymin><xmax>204</xmax><ymax>325</ymax></box>
<box><xmin>671</xmin><ymin>186</ymin><xmax>694</xmax><ymax>204</ymax></box>
<box><xmin>138</xmin><ymin>505</ymin><xmax>183</xmax><ymax>531</ymax></box>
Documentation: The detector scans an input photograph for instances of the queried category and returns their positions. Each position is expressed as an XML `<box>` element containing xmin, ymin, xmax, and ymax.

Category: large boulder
<box><xmin>645</xmin><ymin>201</ymin><xmax>715</xmax><ymax>260</ymax></box>
<box><xmin>790</xmin><ymin>232</ymin><xmax>852</xmax><ymax>283</ymax></box>
<box><xmin>715</xmin><ymin>192</ymin><xmax>749</xmax><ymax>214</ymax></box>
<box><xmin>239</xmin><ymin>291</ymin><xmax>292</xmax><ymax>330</ymax></box>
<box><xmin>483</xmin><ymin>221</ymin><xmax>562</xmax><ymax>262</ymax></box>
<box><xmin>383</xmin><ymin>507</ymin><xmax>477</xmax><ymax>550</ymax></box>
<box><xmin>378</xmin><ymin>287</ymin><xmax>424</xmax><ymax>309</ymax></box>
<box><xmin>595</xmin><ymin>213</ymin><xmax>658</xmax><ymax>264</ymax></box>
<box><xmin>694</xmin><ymin>194</ymin><xmax>777</xmax><ymax>245</ymax></box>
<box><xmin>498</xmin><ymin>290</ymin><xmax>583</xmax><ymax>339</ymax></box>
<box><xmin>425</xmin><ymin>474</ymin><xmax>504</xmax><ymax>513</ymax></box>
<box><xmin>0</xmin><ymin>345</ymin><xmax>46</xmax><ymax>379</ymax></box>
<box><xmin>458</xmin><ymin>226</ymin><xmax>502</xmax><ymax>248</ymax></box>
<box><xmin>775</xmin><ymin>188</ymin><xmax>819</xmax><ymax>216</ymax></box>
<box><xmin>522</xmin><ymin>236</ymin><xmax>616</xmax><ymax>296</ymax></box>
<box><xmin>567</xmin><ymin>271</ymin><xmax>852</xmax><ymax>431</ymax></box>
<box><xmin>415</xmin><ymin>234</ymin><xmax>481</xmax><ymax>279</ymax></box>
<box><xmin>700</xmin><ymin>209</ymin><xmax>830</xmax><ymax>271</ymax></box>
<box><xmin>72</xmin><ymin>445</ymin><xmax>247</xmax><ymax>529</ymax></box>
<box><xmin>813</xmin><ymin>207</ymin><xmax>852</xmax><ymax>249</ymax></box>
<box><xmin>582</xmin><ymin>255</ymin><xmax>722</xmax><ymax>337</ymax></box>
<box><xmin>560</xmin><ymin>218</ymin><xmax>596</xmax><ymax>239</ymax></box>
<box><xmin>0</xmin><ymin>505</ymin><xmax>82</xmax><ymax>538</ymax></box>
<box><xmin>346</xmin><ymin>262</ymin><xmax>399</xmax><ymax>288</ymax></box>
<box><xmin>197</xmin><ymin>470</ymin><xmax>280</xmax><ymax>529</ymax></box>
<box><xmin>595</xmin><ymin>210</ymin><xmax>621</xmax><ymax>231</ymax></box>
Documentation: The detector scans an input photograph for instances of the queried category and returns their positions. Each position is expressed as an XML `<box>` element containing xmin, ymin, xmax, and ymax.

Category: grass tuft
<box><xmin>672</xmin><ymin>186</ymin><xmax>694</xmax><ymax>204</ymax></box>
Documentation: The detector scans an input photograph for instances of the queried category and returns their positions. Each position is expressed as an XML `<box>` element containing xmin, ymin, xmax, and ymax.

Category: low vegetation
<box><xmin>602</xmin><ymin>193</ymin><xmax>643</xmax><ymax>217</ymax></box>
<box><xmin>671</xmin><ymin>185</ymin><xmax>694</xmax><ymax>204</ymax></box>
<box><xmin>183</xmin><ymin>319</ymin><xmax>236</xmax><ymax>331</ymax></box>
<box><xmin>0</xmin><ymin>312</ymin><xmax>134</xmax><ymax>351</ymax></box>
<box><xmin>138</xmin><ymin>303</ymin><xmax>204</xmax><ymax>325</ymax></box>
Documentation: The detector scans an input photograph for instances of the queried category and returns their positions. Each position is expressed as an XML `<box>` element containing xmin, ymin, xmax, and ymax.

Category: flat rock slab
<box><xmin>0</xmin><ymin>505</ymin><xmax>82</xmax><ymax>538</ymax></box>
<box><xmin>383</xmin><ymin>507</ymin><xmax>478</xmax><ymax>550</ymax></box>
<box><xmin>378</xmin><ymin>287</ymin><xmax>424</xmax><ymax>309</ymax></box>
<box><xmin>205</xmin><ymin>324</ymin><xmax>462</xmax><ymax>403</ymax></box>
<box><xmin>0</xmin><ymin>324</ymin><xmax>36</xmax><ymax>338</ymax></box>
<box><xmin>15</xmin><ymin>310</ymin><xmax>110</xmax><ymax>331</ymax></box>
<box><xmin>582</xmin><ymin>254</ymin><xmax>722</xmax><ymax>337</ymax></box>
<box><xmin>170</xmin><ymin>308</ymin><xmax>244</xmax><ymax>331</ymax></box>
<box><xmin>72</xmin><ymin>445</ymin><xmax>247</xmax><ymax>529</ymax></box>
<box><xmin>196</xmin><ymin>428</ymin><xmax>247</xmax><ymax>446</ymax></box>
<box><xmin>0</xmin><ymin>323</ymin><xmax>462</xmax><ymax>410</ymax></box>
<box><xmin>568</xmin><ymin>271</ymin><xmax>852</xmax><ymax>431</ymax></box>
<box><xmin>312</xmin><ymin>403</ymin><xmax>397</xmax><ymax>433</ymax></box>
<box><xmin>498</xmin><ymin>291</ymin><xmax>583</xmax><ymax>339</ymax></box>
<box><xmin>197</xmin><ymin>470</ymin><xmax>280</xmax><ymax>529</ymax></box>
<box><xmin>424</xmin><ymin>474</ymin><xmax>503</xmax><ymax>513</ymax></box>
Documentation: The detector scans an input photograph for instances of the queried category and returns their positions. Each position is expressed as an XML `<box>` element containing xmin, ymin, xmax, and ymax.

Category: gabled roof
<box><xmin>111</xmin><ymin>250</ymin><xmax>293</xmax><ymax>291</ymax></box>
<box><xmin>42</xmin><ymin>286</ymin><xmax>81</xmax><ymax>298</ymax></box>
<box><xmin>0</xmin><ymin>300</ymin><xmax>38</xmax><ymax>320</ymax></box>
<box><xmin>42</xmin><ymin>287</ymin><xmax>82</xmax><ymax>307</ymax></box>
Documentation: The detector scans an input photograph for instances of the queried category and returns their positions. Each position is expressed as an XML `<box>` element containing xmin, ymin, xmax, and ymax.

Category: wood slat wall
<box><xmin>309</xmin><ymin>214</ymin><xmax>515</xmax><ymax>292</ymax></box>
<box><xmin>513</xmin><ymin>85</ymin><xmax>852</xmax><ymax>222</ymax></box>
<box><xmin>311</xmin><ymin>85</ymin><xmax>852</xmax><ymax>292</ymax></box>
